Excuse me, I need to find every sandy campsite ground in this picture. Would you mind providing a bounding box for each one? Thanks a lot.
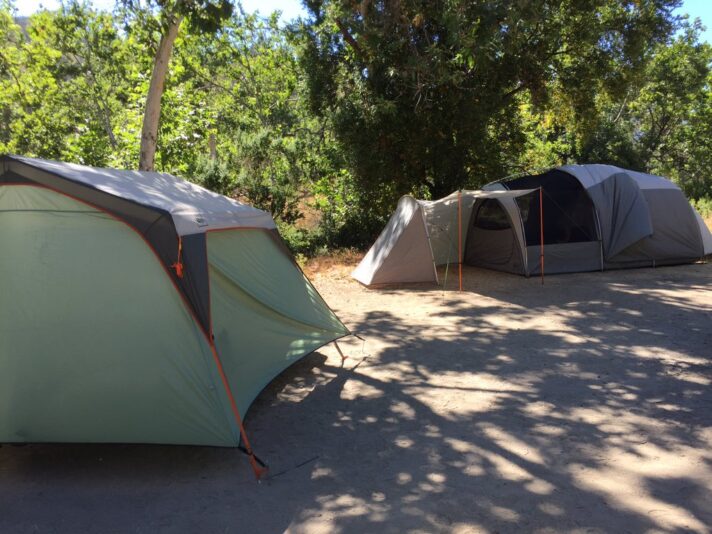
[1,260,711,533]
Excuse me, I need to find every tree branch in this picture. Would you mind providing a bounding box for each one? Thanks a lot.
[336,19,363,58]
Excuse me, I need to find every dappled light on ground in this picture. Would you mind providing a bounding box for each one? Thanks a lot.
[1,263,711,533]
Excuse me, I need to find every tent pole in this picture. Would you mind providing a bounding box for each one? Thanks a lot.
[458,190,462,291]
[539,187,544,285]
[333,339,346,365]
[208,341,268,480]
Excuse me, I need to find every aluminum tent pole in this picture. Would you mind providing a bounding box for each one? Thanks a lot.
[458,190,462,291]
[539,187,544,285]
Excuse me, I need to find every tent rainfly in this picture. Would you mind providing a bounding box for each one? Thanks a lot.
[353,164,712,286]
[0,155,349,478]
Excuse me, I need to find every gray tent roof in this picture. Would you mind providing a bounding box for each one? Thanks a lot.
[558,164,711,256]
[2,156,275,235]
[489,164,712,259]
[559,164,679,191]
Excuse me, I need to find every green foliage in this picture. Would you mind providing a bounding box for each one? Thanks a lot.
[516,21,712,203]
[0,1,146,165]
[277,221,328,257]
[298,0,681,224]
[173,9,353,224]
[692,197,712,219]
[229,128,300,224]
[1,0,711,255]
[189,155,235,194]
[310,167,383,248]
[119,0,233,34]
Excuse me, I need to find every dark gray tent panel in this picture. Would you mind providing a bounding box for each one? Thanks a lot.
[353,164,712,286]
[526,242,602,275]
[558,165,710,266]
[585,172,653,258]
[605,188,705,268]
[504,170,599,245]
[483,171,605,275]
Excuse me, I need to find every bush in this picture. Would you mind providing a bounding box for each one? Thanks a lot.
[691,197,712,218]
[188,156,236,196]
[277,222,328,257]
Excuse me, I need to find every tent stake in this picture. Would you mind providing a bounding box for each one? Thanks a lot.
[539,187,544,285]
[333,340,346,365]
[458,190,462,291]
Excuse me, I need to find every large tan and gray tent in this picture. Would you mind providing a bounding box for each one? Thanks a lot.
[0,155,349,477]
[353,164,712,286]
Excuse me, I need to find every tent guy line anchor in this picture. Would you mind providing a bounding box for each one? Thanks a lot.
[333,332,367,367]
[266,455,320,481]
[333,339,347,365]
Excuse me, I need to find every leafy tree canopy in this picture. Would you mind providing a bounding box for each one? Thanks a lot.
[0,0,710,250]
[298,0,686,216]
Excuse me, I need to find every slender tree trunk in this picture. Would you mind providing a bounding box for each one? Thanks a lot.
[139,16,183,171]
[208,133,217,160]
[94,97,117,148]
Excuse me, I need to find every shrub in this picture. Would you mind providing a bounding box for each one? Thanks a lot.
[691,197,712,218]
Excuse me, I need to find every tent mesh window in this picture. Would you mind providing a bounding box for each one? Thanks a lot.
[474,199,512,230]
[508,170,598,246]
[466,198,522,269]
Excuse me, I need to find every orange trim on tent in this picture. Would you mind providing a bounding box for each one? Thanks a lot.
[207,340,268,479]
[172,236,184,278]
[202,227,269,480]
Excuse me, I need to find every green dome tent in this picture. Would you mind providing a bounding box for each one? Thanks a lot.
[0,155,349,478]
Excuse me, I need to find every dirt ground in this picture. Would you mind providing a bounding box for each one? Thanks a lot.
[1,261,711,533]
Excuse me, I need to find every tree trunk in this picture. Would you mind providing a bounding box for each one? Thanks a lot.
[208,133,217,160]
[139,16,183,171]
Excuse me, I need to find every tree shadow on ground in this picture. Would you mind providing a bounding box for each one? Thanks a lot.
[0,264,710,533]
[241,263,712,532]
